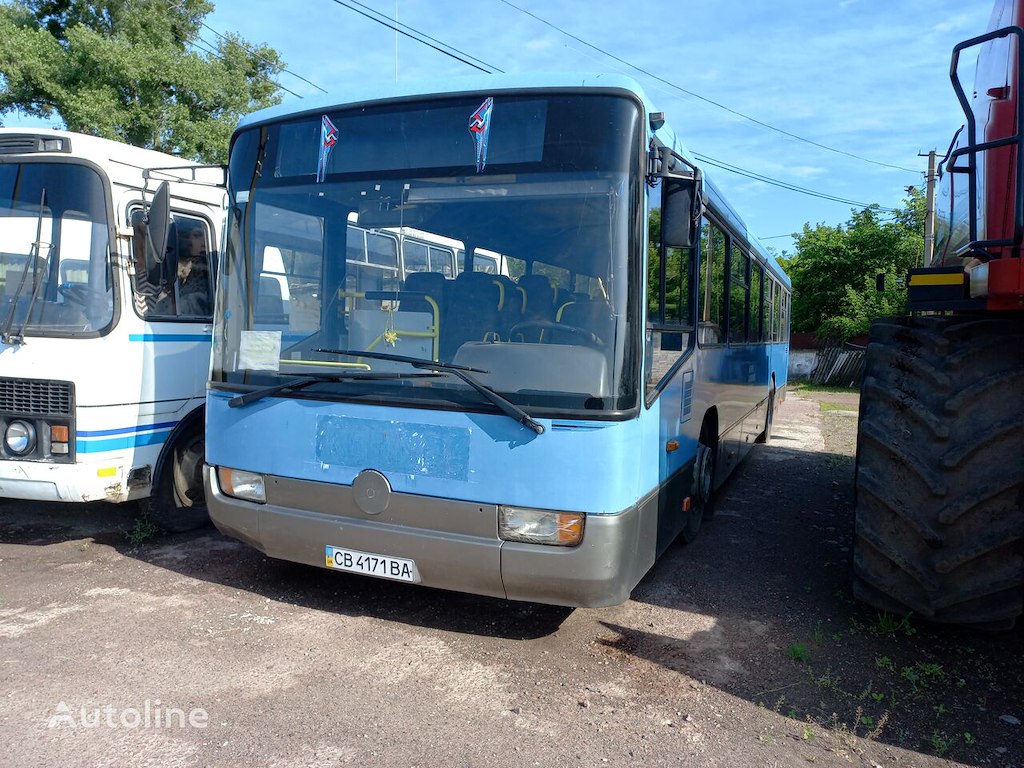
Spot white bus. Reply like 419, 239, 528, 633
0, 128, 224, 529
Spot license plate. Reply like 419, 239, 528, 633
324, 545, 419, 583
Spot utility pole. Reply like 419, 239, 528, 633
922, 149, 938, 267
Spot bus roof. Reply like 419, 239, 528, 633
0, 127, 221, 196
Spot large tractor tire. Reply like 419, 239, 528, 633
853, 315, 1024, 627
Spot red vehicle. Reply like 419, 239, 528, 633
853, 0, 1024, 627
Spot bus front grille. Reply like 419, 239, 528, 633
0, 377, 74, 417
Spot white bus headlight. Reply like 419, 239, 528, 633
217, 466, 266, 503
5, 420, 36, 455
498, 506, 584, 546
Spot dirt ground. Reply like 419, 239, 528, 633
1, 386, 1022, 768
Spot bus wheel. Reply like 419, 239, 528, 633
142, 428, 210, 533
685, 424, 717, 541
756, 387, 775, 444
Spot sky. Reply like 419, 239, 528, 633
11, 0, 998, 255
200, 0, 997, 255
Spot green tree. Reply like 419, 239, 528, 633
786, 189, 924, 340
0, 0, 283, 162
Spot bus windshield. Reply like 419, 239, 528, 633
214, 92, 642, 415
0, 162, 113, 337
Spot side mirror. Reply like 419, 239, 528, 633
130, 181, 171, 278
147, 182, 171, 268
662, 178, 698, 249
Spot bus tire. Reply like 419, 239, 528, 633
852, 315, 1024, 627
142, 426, 210, 533
756, 386, 775, 444
690, 417, 718, 532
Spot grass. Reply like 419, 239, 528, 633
123, 516, 159, 545
787, 643, 811, 663
819, 401, 857, 413
792, 381, 859, 394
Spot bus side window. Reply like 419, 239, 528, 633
131, 211, 213, 320
172, 216, 213, 318
697, 218, 726, 345
728, 248, 749, 344
751, 262, 764, 342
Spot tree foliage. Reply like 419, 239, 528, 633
0, 0, 283, 162
782, 189, 925, 340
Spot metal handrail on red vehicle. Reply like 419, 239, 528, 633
947, 25, 1024, 258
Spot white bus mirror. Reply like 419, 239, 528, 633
147, 182, 171, 269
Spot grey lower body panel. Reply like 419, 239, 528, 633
205, 466, 657, 608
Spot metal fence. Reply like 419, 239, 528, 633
808, 342, 866, 387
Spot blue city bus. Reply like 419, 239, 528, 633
205, 73, 791, 607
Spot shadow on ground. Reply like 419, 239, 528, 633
0, 498, 571, 641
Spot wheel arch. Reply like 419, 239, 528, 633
152, 403, 205, 487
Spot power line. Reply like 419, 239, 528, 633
215, 1, 910, 214
693, 151, 899, 212
199, 21, 329, 95
326, 0, 504, 74
344, 0, 502, 74
496, 0, 921, 175
193, 34, 304, 100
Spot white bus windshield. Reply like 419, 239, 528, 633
0, 162, 113, 336
214, 92, 642, 415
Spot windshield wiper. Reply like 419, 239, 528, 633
228, 371, 439, 409
1, 188, 48, 345
315, 348, 545, 435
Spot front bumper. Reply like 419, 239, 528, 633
0, 458, 133, 503
205, 465, 656, 608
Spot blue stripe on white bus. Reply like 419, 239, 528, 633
76, 430, 172, 454
77, 421, 178, 437
75, 422, 177, 453
128, 333, 211, 342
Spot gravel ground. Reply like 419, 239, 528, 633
0, 387, 1021, 767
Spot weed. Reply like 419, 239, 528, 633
814, 667, 843, 694
875, 655, 895, 671
874, 611, 916, 637
801, 724, 814, 740
901, 661, 945, 692
787, 643, 811, 663
963, 732, 975, 746
927, 729, 954, 757
811, 620, 825, 644
866, 711, 890, 740
124, 516, 159, 545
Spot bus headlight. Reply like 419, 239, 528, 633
498, 506, 584, 546
217, 467, 266, 503
5, 420, 36, 456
